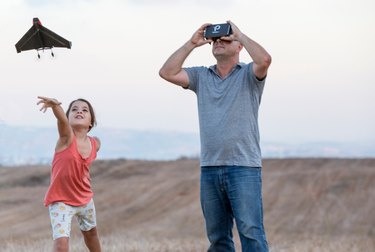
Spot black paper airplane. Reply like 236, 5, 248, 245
15, 17, 72, 58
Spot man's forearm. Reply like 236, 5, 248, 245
159, 40, 195, 78
239, 33, 271, 67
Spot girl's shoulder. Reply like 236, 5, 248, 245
91, 136, 101, 152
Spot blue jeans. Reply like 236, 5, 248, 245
200, 166, 269, 252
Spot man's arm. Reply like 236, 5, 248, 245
227, 21, 272, 80
159, 23, 212, 88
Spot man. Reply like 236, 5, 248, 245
159, 20, 271, 252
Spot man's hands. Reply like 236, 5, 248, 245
217, 20, 244, 43
190, 23, 213, 47
188, 21, 244, 47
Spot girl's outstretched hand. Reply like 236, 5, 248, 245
37, 96, 61, 113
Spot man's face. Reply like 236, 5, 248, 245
212, 38, 242, 58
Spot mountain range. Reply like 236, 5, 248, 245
0, 123, 374, 166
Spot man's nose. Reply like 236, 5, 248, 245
214, 38, 223, 43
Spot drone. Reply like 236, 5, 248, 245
15, 17, 72, 58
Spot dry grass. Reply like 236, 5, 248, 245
1, 158, 374, 251
2, 234, 373, 252
2, 235, 208, 252
269, 235, 374, 252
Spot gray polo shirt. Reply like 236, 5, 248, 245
184, 62, 265, 167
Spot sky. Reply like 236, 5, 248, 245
1, 0, 374, 144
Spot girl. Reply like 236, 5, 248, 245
37, 96, 101, 252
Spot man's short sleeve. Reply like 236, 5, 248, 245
183, 66, 206, 93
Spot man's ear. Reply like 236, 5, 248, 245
237, 43, 244, 52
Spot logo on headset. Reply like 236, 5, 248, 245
212, 25, 222, 34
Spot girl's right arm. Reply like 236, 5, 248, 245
37, 96, 73, 151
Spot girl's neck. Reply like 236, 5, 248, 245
73, 130, 88, 140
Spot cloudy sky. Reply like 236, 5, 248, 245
1, 0, 374, 144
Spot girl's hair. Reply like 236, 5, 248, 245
66, 98, 97, 132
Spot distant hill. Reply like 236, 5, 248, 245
1, 123, 374, 166
0, 158, 374, 251
0, 124, 200, 166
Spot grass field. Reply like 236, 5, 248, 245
1, 158, 374, 251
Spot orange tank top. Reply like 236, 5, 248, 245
44, 136, 97, 207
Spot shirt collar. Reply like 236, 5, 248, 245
209, 62, 244, 75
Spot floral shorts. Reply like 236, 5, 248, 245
48, 199, 97, 240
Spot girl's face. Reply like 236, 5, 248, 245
68, 100, 92, 130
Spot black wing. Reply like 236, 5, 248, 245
15, 20, 72, 53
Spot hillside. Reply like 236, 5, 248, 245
1, 123, 374, 166
1, 158, 374, 251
